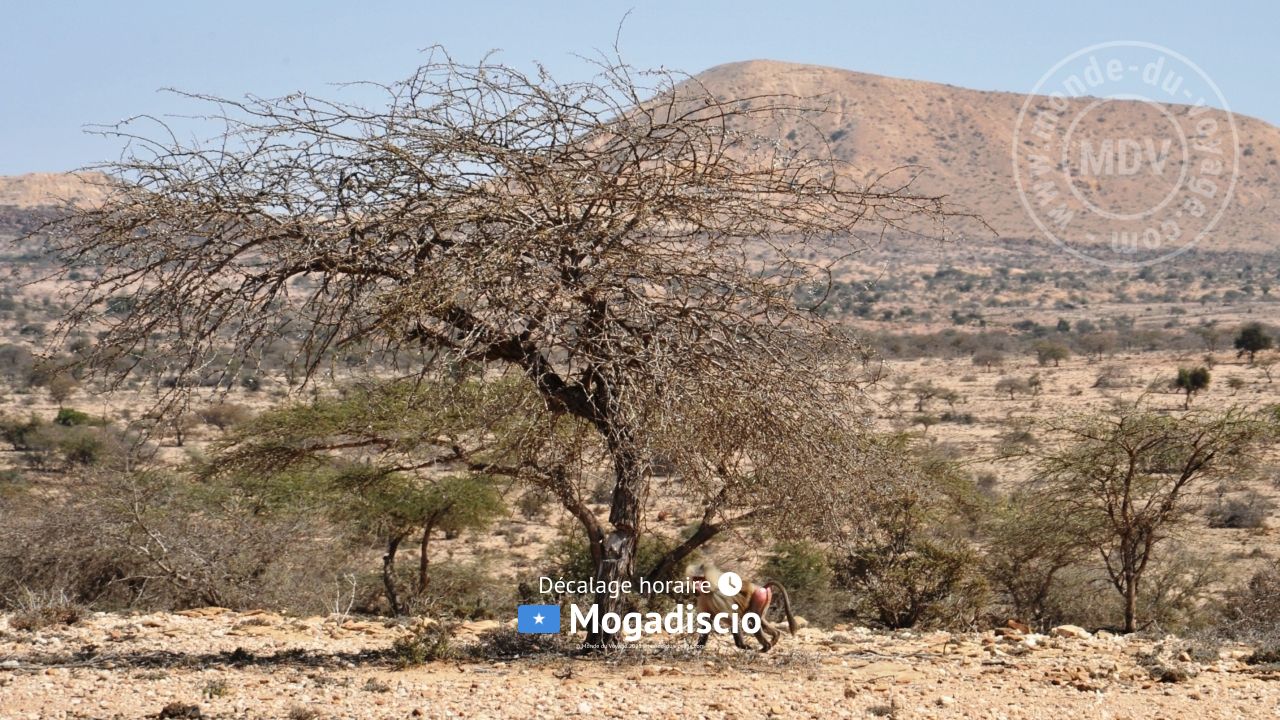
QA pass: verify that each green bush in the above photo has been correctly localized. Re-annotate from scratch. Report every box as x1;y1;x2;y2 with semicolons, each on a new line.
761;541;835;626
54;407;102;427
413;559;512;620
835;536;985;629
830;445;988;630
56;426;117;466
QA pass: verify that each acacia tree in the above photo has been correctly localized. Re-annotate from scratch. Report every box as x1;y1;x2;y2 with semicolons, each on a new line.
1033;404;1271;633
327;469;503;615
1174;366;1211;409
1235;322;1273;364
47;51;957;644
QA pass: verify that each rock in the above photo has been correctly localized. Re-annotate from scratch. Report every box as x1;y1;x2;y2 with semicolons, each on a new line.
174;607;229;618
1051;625;1092;639
1138;640;1201;683
1005;619;1032;634
461;620;501;634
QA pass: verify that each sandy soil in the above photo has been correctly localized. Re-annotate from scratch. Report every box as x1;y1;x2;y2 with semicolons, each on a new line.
2;609;1277;719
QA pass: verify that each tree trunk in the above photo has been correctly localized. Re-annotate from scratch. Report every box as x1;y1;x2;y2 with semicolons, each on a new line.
417;522;434;595
383;533;406;616
585;440;644;647
1123;581;1137;633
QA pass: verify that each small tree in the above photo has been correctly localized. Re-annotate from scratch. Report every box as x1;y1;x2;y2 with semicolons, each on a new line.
1174;366;1211;409
994;376;1030;400
911;381;959;412
1033;404;1271;632
1256;355;1276;383
971;349;1004;372
1191;324;1223;353
1227;376;1247;396
1078;332;1117;362
988;376;1039;397
1032;340;1070;367
46;373;77;408
1234;322;1273;364
328;470;503;612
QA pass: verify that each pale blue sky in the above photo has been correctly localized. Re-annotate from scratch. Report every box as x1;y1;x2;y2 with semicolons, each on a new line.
2;0;1276;173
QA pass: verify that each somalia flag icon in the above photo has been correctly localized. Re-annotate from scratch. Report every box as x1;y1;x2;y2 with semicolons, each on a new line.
517;604;561;634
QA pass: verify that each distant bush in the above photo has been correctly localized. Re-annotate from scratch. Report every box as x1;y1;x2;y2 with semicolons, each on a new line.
54;407;102;427
515;487;553;519
1206;492;1272;529
196;403;252;430
0;415;46;450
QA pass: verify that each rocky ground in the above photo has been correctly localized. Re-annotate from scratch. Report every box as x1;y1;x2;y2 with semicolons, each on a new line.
2;610;1279;719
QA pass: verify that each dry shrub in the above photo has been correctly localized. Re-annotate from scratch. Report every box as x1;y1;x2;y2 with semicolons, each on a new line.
462;627;572;660
1219;560;1280;647
0;470;357;614
406;559;512;620
195;403;252;430
7;589;83;631
1205;490;1273;529
391;622;458;666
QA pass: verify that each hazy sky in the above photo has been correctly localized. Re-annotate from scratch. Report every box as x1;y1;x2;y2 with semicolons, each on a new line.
3;0;1276;174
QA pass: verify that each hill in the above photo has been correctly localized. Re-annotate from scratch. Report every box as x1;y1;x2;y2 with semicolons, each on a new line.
690;60;1280;254
0;172;111;209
